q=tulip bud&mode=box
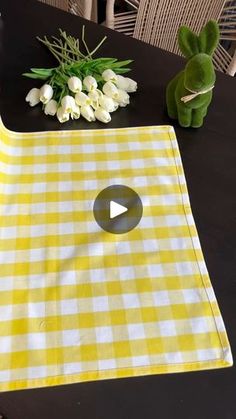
[83,76,97,92]
[71,104,80,120]
[88,90,100,110]
[116,89,130,107]
[57,107,70,123]
[25,88,40,107]
[67,76,82,93]
[126,77,138,93]
[102,81,119,100]
[80,105,96,122]
[88,90,100,101]
[61,95,76,114]
[99,95,118,113]
[96,89,103,98]
[39,84,53,104]
[44,99,58,116]
[116,75,137,93]
[102,69,118,83]
[94,107,111,124]
[75,91,91,107]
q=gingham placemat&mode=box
[0,119,232,391]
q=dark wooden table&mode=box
[0,0,236,418]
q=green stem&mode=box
[43,41,73,60]
[75,39,87,60]
[82,25,92,59]
[48,44,76,64]
[59,29,85,60]
[89,36,107,57]
[37,36,69,63]
[58,86,66,105]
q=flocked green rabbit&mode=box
[166,20,220,128]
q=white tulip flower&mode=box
[95,89,103,98]
[83,75,97,92]
[25,88,41,107]
[71,104,80,120]
[57,107,70,123]
[44,99,58,116]
[102,69,118,83]
[116,89,130,107]
[39,84,53,104]
[126,77,138,93]
[102,81,119,100]
[99,95,118,113]
[116,75,137,93]
[88,90,100,101]
[80,105,96,122]
[75,91,91,107]
[88,90,100,110]
[94,107,111,124]
[67,76,82,93]
[61,95,76,114]
[90,101,99,111]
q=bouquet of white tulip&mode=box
[24,27,137,124]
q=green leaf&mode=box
[112,59,133,67]
[93,57,117,62]
[31,67,54,76]
[113,68,131,74]
[22,72,49,80]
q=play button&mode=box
[93,185,143,234]
[110,201,128,219]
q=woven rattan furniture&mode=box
[105,0,236,76]
[38,0,95,20]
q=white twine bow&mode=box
[181,85,214,103]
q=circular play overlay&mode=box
[93,185,143,234]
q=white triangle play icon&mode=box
[110,201,128,219]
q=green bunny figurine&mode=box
[166,20,220,128]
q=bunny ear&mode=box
[178,26,200,59]
[198,20,220,55]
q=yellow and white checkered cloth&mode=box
[0,119,232,391]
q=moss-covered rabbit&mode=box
[166,20,220,128]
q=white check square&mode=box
[107,160,120,170]
[34,164,47,174]
[98,359,117,370]
[28,302,45,318]
[119,266,135,280]
[88,242,104,256]
[128,323,146,339]
[123,293,140,309]
[190,317,209,334]
[58,163,72,173]
[90,268,106,283]
[96,326,113,343]
[28,333,46,350]
[60,299,78,315]
[105,143,118,152]
[30,224,47,237]
[63,329,80,346]
[59,222,74,235]
[116,241,131,254]
[83,161,96,171]
[32,182,47,194]
[153,291,170,306]
[92,296,109,312]
[143,239,159,252]
[81,144,95,153]
[131,159,145,169]
[84,179,98,190]
[159,320,177,336]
